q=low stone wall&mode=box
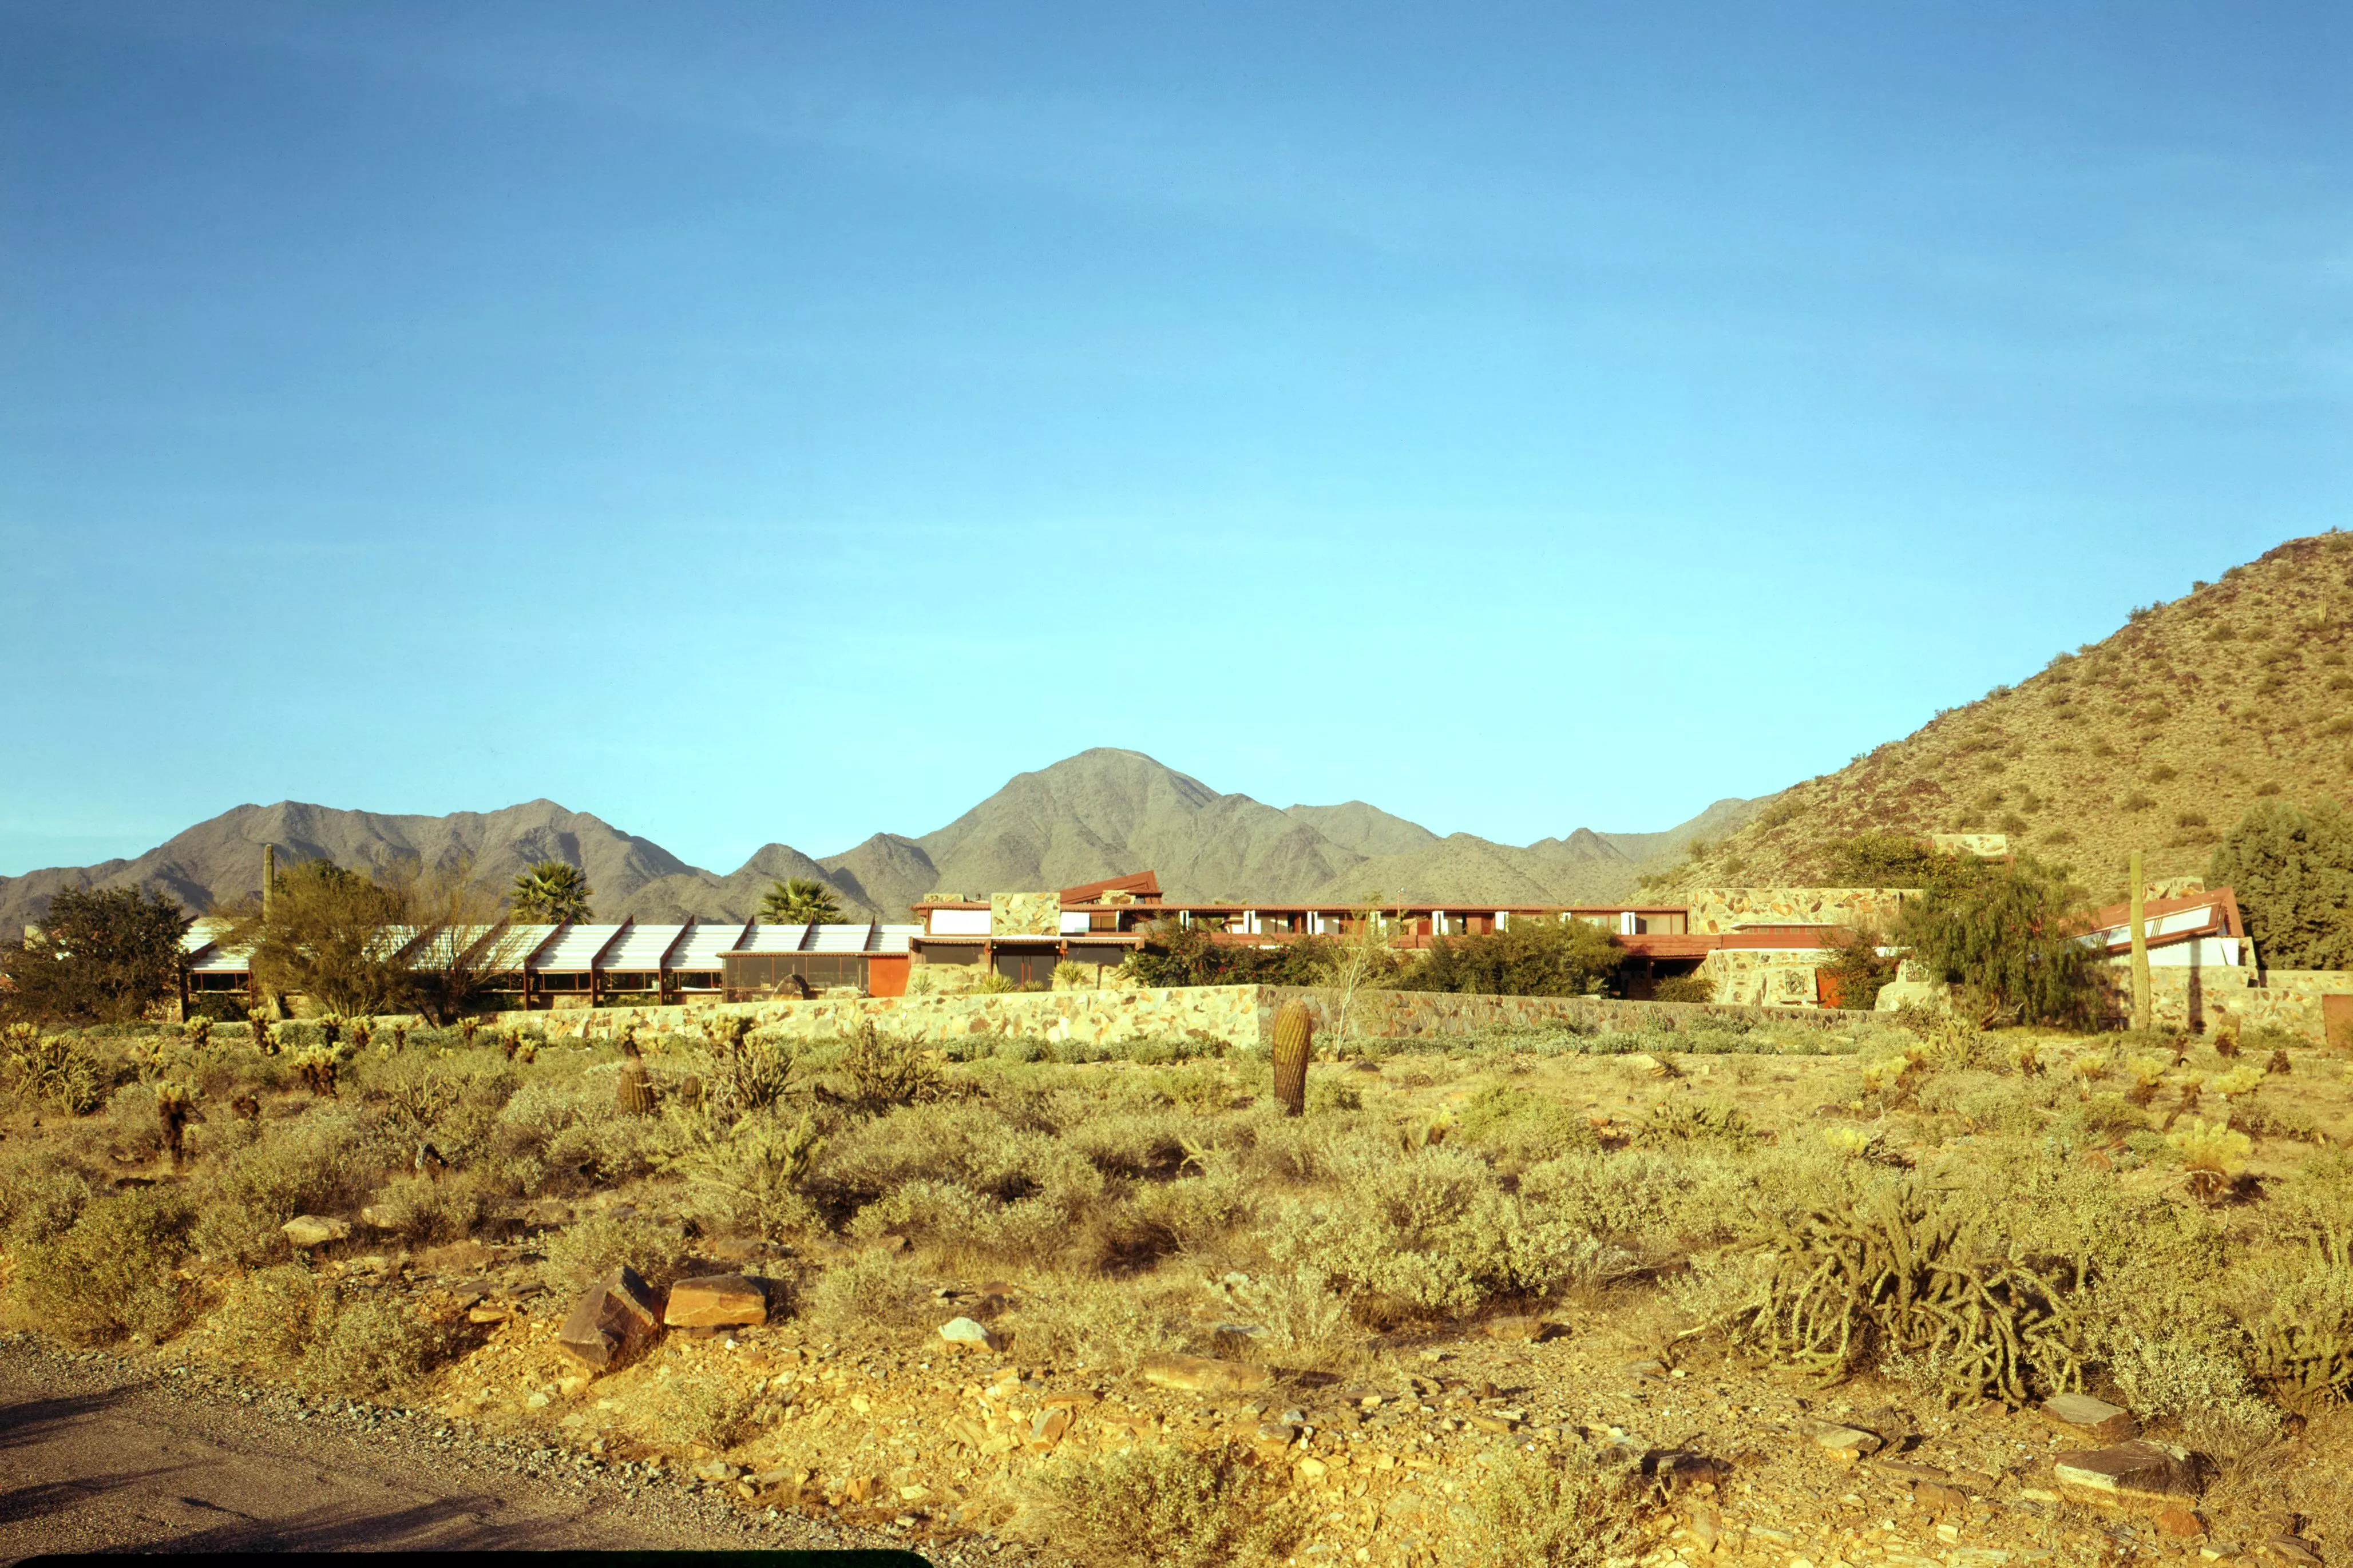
[1259,987,1865,1045]
[477,984,1874,1051]
[1686,887,1915,936]
[2089,963,2348,1045]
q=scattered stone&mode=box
[282,1215,350,1249]
[1649,1450,1732,1494]
[2053,1439,2202,1505]
[1623,1053,1675,1078]
[466,1304,510,1325]
[1212,1323,1266,1356]
[1621,1359,1668,1381]
[664,1273,768,1329]
[1140,1353,1273,1396]
[937,1316,1003,1352]
[1914,1480,1968,1517]
[2262,1538,2323,1567]
[1467,1413,1517,1434]
[2042,1391,2137,1442]
[555,1264,661,1372]
[1811,1425,1884,1463]
[1483,1314,1560,1343]
[2156,1507,2207,1539]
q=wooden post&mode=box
[2129,849,2152,1032]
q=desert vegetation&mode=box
[4,991,2352,1563]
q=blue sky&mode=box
[4,2,2348,876]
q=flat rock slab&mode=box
[938,1317,1003,1353]
[1811,1424,1884,1463]
[2053,1439,2201,1505]
[1140,1353,1274,1396]
[663,1273,767,1329]
[557,1264,661,1372]
[282,1215,350,1248]
[2042,1391,2137,1442]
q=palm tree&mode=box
[760,876,843,925]
[510,861,594,923]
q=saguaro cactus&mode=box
[1272,1001,1314,1117]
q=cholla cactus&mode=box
[2011,1042,2045,1077]
[2166,1117,2253,1203]
[348,1018,374,1053]
[1859,1054,1919,1100]
[248,1014,273,1052]
[2126,1053,2171,1106]
[461,1016,482,1047]
[292,1046,338,1098]
[2212,1065,2266,1102]
[1821,1125,1882,1161]
[184,1016,213,1052]
[155,1082,197,1168]
[2267,1048,2292,1076]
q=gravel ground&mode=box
[0,1334,979,1561]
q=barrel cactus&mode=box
[616,1062,657,1117]
[1271,1001,1314,1117]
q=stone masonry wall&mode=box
[1686,888,1916,935]
[480,985,1872,1051]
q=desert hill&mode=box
[0,749,1749,930]
[1657,531,2353,900]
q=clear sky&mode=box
[4,2,2348,877]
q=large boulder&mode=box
[663,1273,768,1329]
[556,1265,661,1372]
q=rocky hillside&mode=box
[1659,531,2353,900]
[0,751,1749,930]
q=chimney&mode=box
[263,844,278,919]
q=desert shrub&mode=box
[1016,1280,1189,1373]
[1398,918,1625,997]
[1027,1442,1289,1568]
[211,1262,340,1365]
[1120,1158,1254,1249]
[802,1249,929,1329]
[364,1170,498,1244]
[495,1071,663,1189]
[0,1152,93,1245]
[197,1110,394,1262]
[1451,1084,1597,1171]
[1649,974,1714,1004]
[301,1293,443,1396]
[1265,1146,1625,1315]
[14,1186,194,1343]
[539,1214,694,1293]
[1459,1448,1646,1568]
[1222,1265,1357,1367]
[648,1373,759,1448]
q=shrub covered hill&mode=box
[1654,531,2353,904]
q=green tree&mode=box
[1399,916,1626,997]
[2209,799,2353,970]
[213,859,413,1017]
[1893,854,2104,1027]
[1125,920,1335,987]
[0,886,189,1025]
[510,860,594,924]
[760,877,843,925]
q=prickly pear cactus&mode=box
[1271,1001,1313,1117]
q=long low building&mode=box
[182,916,921,1010]
[908,871,1839,999]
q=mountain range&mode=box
[1662,531,2353,900]
[0,749,1755,932]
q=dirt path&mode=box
[0,1339,931,1560]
